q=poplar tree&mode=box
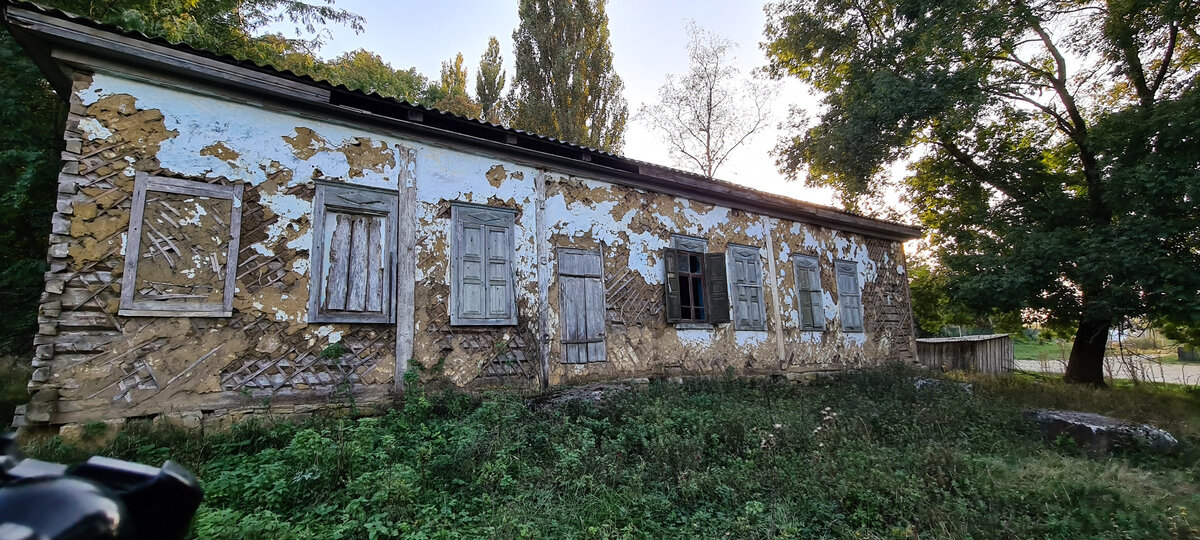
[475,36,507,124]
[432,53,483,119]
[509,0,628,153]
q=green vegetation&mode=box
[764,0,1200,385]
[0,357,31,425]
[25,366,1200,539]
[510,0,628,153]
[1013,337,1069,362]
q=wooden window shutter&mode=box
[746,257,765,330]
[308,183,397,324]
[794,255,824,330]
[835,260,864,332]
[704,252,731,324]
[451,204,516,325]
[729,246,766,331]
[663,248,682,323]
[559,248,606,364]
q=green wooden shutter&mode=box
[729,246,766,331]
[794,255,823,330]
[663,248,682,323]
[704,252,731,323]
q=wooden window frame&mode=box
[307,182,398,324]
[677,249,707,323]
[793,254,825,331]
[119,173,243,317]
[728,244,767,331]
[664,235,731,326]
[450,203,517,326]
[834,259,864,332]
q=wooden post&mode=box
[761,216,787,367]
[394,147,417,392]
[535,170,551,389]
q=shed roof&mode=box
[916,334,1011,343]
[1,0,923,242]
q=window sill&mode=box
[450,322,518,327]
[675,322,715,330]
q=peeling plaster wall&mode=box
[28,72,406,427]
[540,176,915,385]
[771,221,915,367]
[411,159,543,389]
[25,69,915,428]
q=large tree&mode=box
[509,0,628,153]
[640,21,775,179]
[318,49,429,103]
[475,36,507,124]
[432,52,484,119]
[42,0,363,65]
[764,0,1200,384]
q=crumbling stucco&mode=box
[26,69,915,430]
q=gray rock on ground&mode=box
[526,383,631,412]
[913,377,973,395]
[1023,409,1179,454]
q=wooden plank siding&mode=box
[916,334,1014,374]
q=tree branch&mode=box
[982,85,1077,136]
[1149,22,1179,97]
[934,134,1025,202]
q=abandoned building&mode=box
[4,1,922,429]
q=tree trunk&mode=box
[1063,317,1111,386]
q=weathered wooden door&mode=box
[558,248,606,364]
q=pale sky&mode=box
[289,0,838,206]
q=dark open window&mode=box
[664,245,730,325]
[677,250,706,322]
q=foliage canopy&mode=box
[510,0,628,153]
[764,0,1200,384]
[475,36,507,124]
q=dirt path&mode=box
[1015,357,1200,386]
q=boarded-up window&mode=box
[558,248,606,363]
[793,254,824,330]
[728,245,766,331]
[835,260,864,332]
[308,183,397,324]
[451,204,516,326]
[119,173,243,317]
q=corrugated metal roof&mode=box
[917,334,1011,343]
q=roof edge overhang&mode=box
[2,1,923,243]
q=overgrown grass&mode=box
[1013,337,1070,362]
[24,365,1200,539]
